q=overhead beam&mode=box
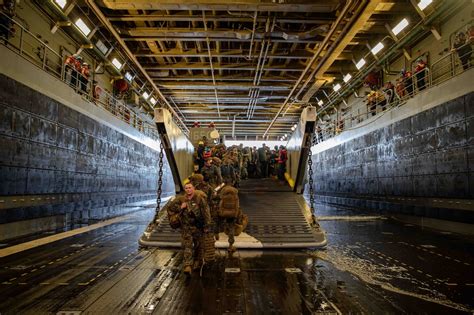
[301,0,382,102]
[107,14,335,24]
[102,0,339,12]
[145,62,305,71]
[121,27,328,41]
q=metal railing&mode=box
[315,43,473,143]
[0,12,159,140]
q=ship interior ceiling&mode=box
[1,0,474,313]
[31,0,433,139]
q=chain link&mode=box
[308,127,317,226]
[155,141,164,221]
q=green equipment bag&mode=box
[218,186,240,218]
[202,232,216,262]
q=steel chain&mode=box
[308,128,317,226]
[155,141,164,220]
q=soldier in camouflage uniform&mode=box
[201,158,222,188]
[189,174,220,239]
[178,182,212,275]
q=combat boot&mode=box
[193,260,202,271]
[183,265,192,275]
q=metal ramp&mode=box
[140,178,326,249]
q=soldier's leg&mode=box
[192,230,203,270]
[181,228,193,271]
[227,219,236,253]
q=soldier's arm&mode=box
[201,197,212,227]
[215,167,223,185]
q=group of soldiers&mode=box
[194,142,288,184]
[167,142,246,276]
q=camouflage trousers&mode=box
[222,218,236,246]
[181,225,204,267]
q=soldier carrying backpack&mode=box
[218,185,241,254]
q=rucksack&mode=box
[221,164,233,178]
[218,186,239,218]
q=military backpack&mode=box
[218,185,240,218]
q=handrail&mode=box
[0,11,160,141]
[316,42,472,142]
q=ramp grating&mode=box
[140,179,325,248]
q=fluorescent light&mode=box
[293,124,297,128]
[142,91,150,100]
[343,73,352,83]
[355,58,366,70]
[150,97,157,105]
[371,42,384,55]
[333,83,341,92]
[124,71,134,82]
[291,126,296,131]
[317,100,324,106]
[392,18,409,36]
[75,18,91,36]
[418,0,432,10]
[284,134,288,137]
[111,58,123,70]
[54,0,67,9]
[96,39,108,55]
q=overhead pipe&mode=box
[202,10,221,118]
[84,0,189,133]
[248,16,275,119]
[263,0,354,137]
[247,11,258,60]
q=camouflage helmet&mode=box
[189,174,204,183]
[212,157,222,166]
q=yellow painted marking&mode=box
[40,282,50,285]
[58,283,69,285]
[30,268,37,272]
[48,261,54,265]
[78,282,89,286]
[56,258,62,262]
[20,273,28,277]
[12,199,17,202]
[426,274,433,278]
[416,270,423,274]
[39,265,46,269]
[0,215,132,258]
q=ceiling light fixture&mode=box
[371,42,384,55]
[111,58,123,70]
[418,0,432,10]
[392,18,409,36]
[343,74,352,83]
[333,83,341,92]
[54,0,67,9]
[150,97,157,105]
[142,91,150,100]
[75,18,91,36]
[355,58,366,70]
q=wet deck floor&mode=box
[1,202,474,314]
